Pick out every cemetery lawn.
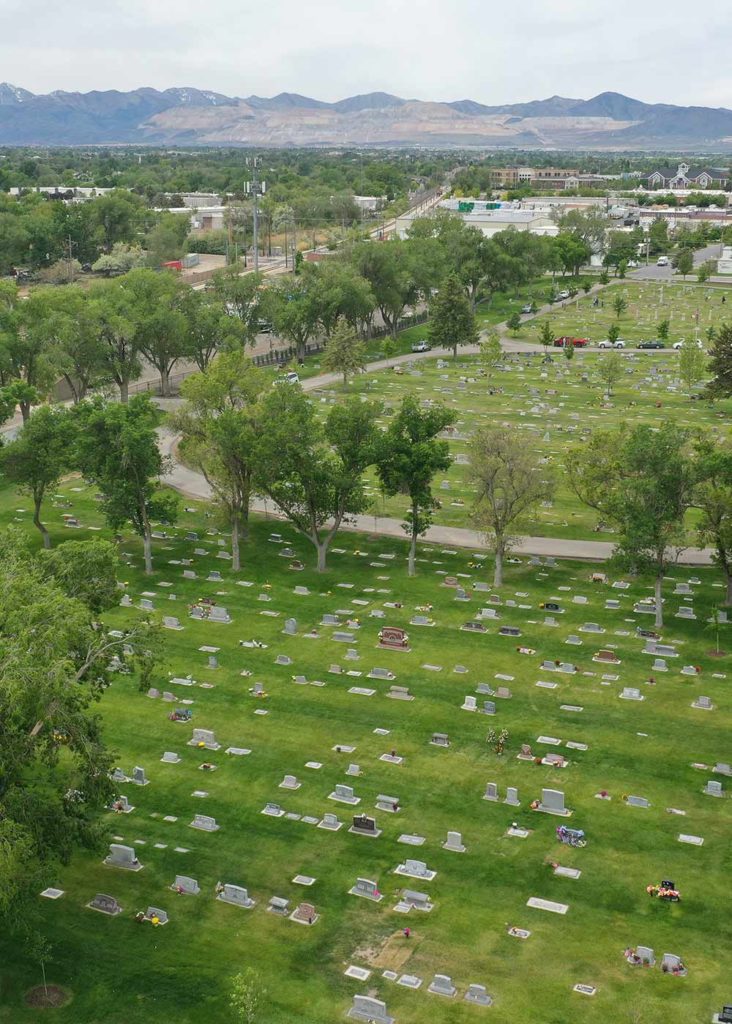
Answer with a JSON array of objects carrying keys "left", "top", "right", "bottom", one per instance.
[
  {"left": 321, "top": 347, "right": 731, "bottom": 540},
  {"left": 0, "top": 479, "right": 730, "bottom": 1024}
]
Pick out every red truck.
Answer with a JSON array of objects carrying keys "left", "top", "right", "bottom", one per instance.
[{"left": 553, "top": 336, "right": 589, "bottom": 348}]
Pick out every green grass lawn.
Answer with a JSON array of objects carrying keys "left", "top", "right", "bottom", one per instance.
[
  {"left": 513, "top": 280, "right": 731, "bottom": 348},
  {"left": 0, "top": 479, "right": 730, "bottom": 1024},
  {"left": 313, "top": 346, "right": 731, "bottom": 541}
]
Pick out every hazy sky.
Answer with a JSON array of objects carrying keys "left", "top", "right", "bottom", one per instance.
[{"left": 1, "top": 0, "right": 731, "bottom": 107}]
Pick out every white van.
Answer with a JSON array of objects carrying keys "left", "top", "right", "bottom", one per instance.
[{"left": 656, "top": 256, "right": 669, "bottom": 267}]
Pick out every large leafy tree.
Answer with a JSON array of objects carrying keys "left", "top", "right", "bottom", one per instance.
[
  {"left": 693, "top": 438, "right": 732, "bottom": 604},
  {"left": 75, "top": 395, "right": 178, "bottom": 575},
  {"left": 254, "top": 386, "right": 381, "bottom": 571},
  {"left": 87, "top": 277, "right": 142, "bottom": 404},
  {"left": 469, "top": 427, "right": 555, "bottom": 586},
  {"left": 0, "top": 405, "right": 76, "bottom": 548},
  {"left": 347, "top": 240, "right": 420, "bottom": 338},
  {"left": 179, "top": 288, "right": 248, "bottom": 373},
  {"left": 264, "top": 270, "right": 325, "bottom": 363},
  {"left": 567, "top": 423, "right": 697, "bottom": 627},
  {"left": 705, "top": 322, "right": 732, "bottom": 399},
  {"left": 173, "top": 353, "right": 266, "bottom": 571},
  {"left": 121, "top": 269, "right": 188, "bottom": 397},
  {"left": 210, "top": 266, "right": 264, "bottom": 341},
  {"left": 0, "top": 283, "right": 61, "bottom": 422},
  {"left": 428, "top": 273, "right": 478, "bottom": 358},
  {"left": 0, "top": 530, "right": 156, "bottom": 954},
  {"left": 376, "top": 396, "right": 455, "bottom": 576}
]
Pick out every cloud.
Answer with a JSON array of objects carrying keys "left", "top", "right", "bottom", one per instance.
[{"left": 0, "top": 0, "right": 730, "bottom": 107}]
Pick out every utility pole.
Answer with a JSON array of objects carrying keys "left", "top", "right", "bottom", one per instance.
[
  {"left": 245, "top": 157, "right": 266, "bottom": 273},
  {"left": 63, "top": 234, "right": 75, "bottom": 283}
]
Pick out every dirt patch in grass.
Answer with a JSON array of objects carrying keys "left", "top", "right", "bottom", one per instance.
[
  {"left": 355, "top": 931, "right": 421, "bottom": 972},
  {"left": 24, "top": 985, "right": 71, "bottom": 1009}
]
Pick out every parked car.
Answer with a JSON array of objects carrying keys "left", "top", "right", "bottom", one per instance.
[
  {"left": 672, "top": 339, "right": 702, "bottom": 350},
  {"left": 554, "top": 336, "right": 589, "bottom": 348},
  {"left": 626, "top": 260, "right": 639, "bottom": 268},
  {"left": 554, "top": 290, "right": 570, "bottom": 301},
  {"left": 411, "top": 340, "right": 432, "bottom": 353},
  {"left": 521, "top": 303, "right": 535, "bottom": 314},
  {"left": 598, "top": 339, "right": 626, "bottom": 349},
  {"left": 656, "top": 256, "right": 670, "bottom": 267},
  {"left": 273, "top": 371, "right": 300, "bottom": 385},
  {"left": 637, "top": 340, "right": 665, "bottom": 350}
]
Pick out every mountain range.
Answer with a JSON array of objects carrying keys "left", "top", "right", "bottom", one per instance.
[{"left": 2, "top": 85, "right": 732, "bottom": 150}]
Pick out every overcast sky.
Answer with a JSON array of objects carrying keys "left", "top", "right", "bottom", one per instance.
[{"left": 1, "top": 0, "right": 731, "bottom": 107}]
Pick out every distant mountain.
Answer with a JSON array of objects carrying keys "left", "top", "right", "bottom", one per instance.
[{"left": 1, "top": 84, "right": 731, "bottom": 150}]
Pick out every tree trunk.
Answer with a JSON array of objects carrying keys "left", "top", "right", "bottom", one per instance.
[
  {"left": 142, "top": 528, "right": 153, "bottom": 575},
  {"left": 726, "top": 569, "right": 732, "bottom": 606},
  {"left": 654, "top": 573, "right": 664, "bottom": 628},
  {"left": 119, "top": 379, "right": 129, "bottom": 404},
  {"left": 297, "top": 340, "right": 306, "bottom": 364},
  {"left": 160, "top": 366, "right": 170, "bottom": 398},
  {"left": 33, "top": 497, "right": 51, "bottom": 549},
  {"left": 231, "top": 517, "right": 241, "bottom": 572},
  {"left": 493, "top": 541, "right": 504, "bottom": 587},
  {"left": 316, "top": 541, "right": 327, "bottom": 573},
  {"left": 20, "top": 400, "right": 31, "bottom": 424},
  {"left": 408, "top": 515, "right": 418, "bottom": 577}
]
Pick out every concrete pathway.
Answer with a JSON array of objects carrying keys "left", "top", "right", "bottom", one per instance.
[{"left": 157, "top": 428, "right": 715, "bottom": 565}]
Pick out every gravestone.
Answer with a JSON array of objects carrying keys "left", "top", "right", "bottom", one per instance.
[
  {"left": 172, "top": 875, "right": 200, "bottom": 895},
  {"left": 378, "top": 626, "right": 410, "bottom": 651},
  {"left": 279, "top": 774, "right": 301, "bottom": 790},
  {"left": 104, "top": 844, "right": 142, "bottom": 871},
  {"left": 87, "top": 893, "right": 122, "bottom": 915},
  {"left": 284, "top": 618, "right": 297, "bottom": 635},
  {"left": 464, "top": 984, "right": 492, "bottom": 1006},
  {"left": 349, "top": 878, "right": 382, "bottom": 902},
  {"left": 350, "top": 814, "right": 381, "bottom": 838},
  {"left": 428, "top": 974, "right": 457, "bottom": 997},
  {"left": 538, "top": 788, "right": 570, "bottom": 816},
  {"left": 318, "top": 812, "right": 343, "bottom": 831},
  {"left": 189, "top": 728, "right": 221, "bottom": 750},
  {"left": 442, "top": 830, "right": 466, "bottom": 853},
  {"left": 430, "top": 732, "right": 449, "bottom": 747},
  {"left": 692, "top": 695, "right": 714, "bottom": 710},
  {"left": 190, "top": 813, "right": 219, "bottom": 831},
  {"left": 330, "top": 784, "right": 360, "bottom": 805},
  {"left": 484, "top": 782, "right": 499, "bottom": 802},
  {"left": 132, "top": 766, "right": 148, "bottom": 786},
  {"left": 347, "top": 994, "right": 393, "bottom": 1024},
  {"left": 161, "top": 751, "right": 181, "bottom": 764},
  {"left": 217, "top": 883, "right": 255, "bottom": 908},
  {"left": 704, "top": 780, "right": 724, "bottom": 797},
  {"left": 268, "top": 896, "right": 290, "bottom": 915},
  {"left": 504, "top": 786, "right": 520, "bottom": 806},
  {"left": 620, "top": 687, "right": 644, "bottom": 701},
  {"left": 461, "top": 695, "right": 477, "bottom": 712},
  {"left": 482, "top": 700, "right": 496, "bottom": 715}
]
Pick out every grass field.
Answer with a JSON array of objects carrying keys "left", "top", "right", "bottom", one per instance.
[
  {"left": 315, "top": 346, "right": 731, "bottom": 540},
  {"left": 0, "top": 478, "right": 730, "bottom": 1024}
]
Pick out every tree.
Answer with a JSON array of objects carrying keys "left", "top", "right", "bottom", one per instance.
[
  {"left": 211, "top": 266, "right": 264, "bottom": 342},
  {"left": 506, "top": 312, "right": 522, "bottom": 336},
  {"left": 173, "top": 353, "right": 266, "bottom": 571},
  {"left": 376, "top": 396, "right": 455, "bottom": 576},
  {"left": 607, "top": 323, "right": 621, "bottom": 346},
  {"left": 469, "top": 427, "right": 554, "bottom": 586},
  {"left": 75, "top": 395, "right": 178, "bottom": 575},
  {"left": 552, "top": 233, "right": 591, "bottom": 277},
  {"left": 87, "top": 277, "right": 142, "bottom": 403},
  {"left": 143, "top": 212, "right": 188, "bottom": 267},
  {"left": 567, "top": 423, "right": 696, "bottom": 626},
  {"left": 552, "top": 207, "right": 608, "bottom": 252},
  {"left": 91, "top": 242, "right": 145, "bottom": 276},
  {"left": 0, "top": 405, "right": 76, "bottom": 548},
  {"left": 322, "top": 317, "right": 367, "bottom": 384},
  {"left": 537, "top": 320, "right": 554, "bottom": 360},
  {"left": 479, "top": 330, "right": 503, "bottom": 372},
  {"left": 676, "top": 250, "right": 694, "bottom": 278},
  {"left": 230, "top": 968, "right": 266, "bottom": 1024},
  {"left": 648, "top": 218, "right": 669, "bottom": 255},
  {"left": 347, "top": 240, "right": 419, "bottom": 338},
  {"left": 693, "top": 439, "right": 732, "bottom": 603},
  {"left": 597, "top": 350, "right": 624, "bottom": 395},
  {"left": 37, "top": 285, "right": 109, "bottom": 403},
  {"left": 428, "top": 273, "right": 478, "bottom": 358},
  {"left": 264, "top": 271, "right": 325, "bottom": 363},
  {"left": 0, "top": 530, "right": 155, "bottom": 957},
  {"left": 38, "top": 539, "right": 120, "bottom": 615},
  {"left": 0, "top": 283, "right": 62, "bottom": 422},
  {"left": 122, "top": 269, "right": 188, "bottom": 397},
  {"left": 254, "top": 387, "right": 381, "bottom": 572},
  {"left": 563, "top": 341, "right": 574, "bottom": 362},
  {"left": 678, "top": 343, "right": 707, "bottom": 394},
  {"left": 179, "top": 289, "right": 246, "bottom": 373},
  {"left": 705, "top": 322, "right": 732, "bottom": 398},
  {"left": 612, "top": 294, "right": 628, "bottom": 319},
  {"left": 657, "top": 317, "right": 670, "bottom": 342}
]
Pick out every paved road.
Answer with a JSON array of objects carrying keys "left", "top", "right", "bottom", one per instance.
[{"left": 630, "top": 242, "right": 723, "bottom": 282}]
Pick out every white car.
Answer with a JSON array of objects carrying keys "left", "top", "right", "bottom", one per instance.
[
  {"left": 672, "top": 340, "right": 703, "bottom": 350},
  {"left": 656, "top": 256, "right": 669, "bottom": 267},
  {"left": 273, "top": 371, "right": 300, "bottom": 385},
  {"left": 598, "top": 339, "right": 626, "bottom": 349}
]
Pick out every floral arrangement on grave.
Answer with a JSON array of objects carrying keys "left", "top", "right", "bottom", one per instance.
[
  {"left": 646, "top": 881, "right": 681, "bottom": 902},
  {"left": 486, "top": 728, "right": 509, "bottom": 755}
]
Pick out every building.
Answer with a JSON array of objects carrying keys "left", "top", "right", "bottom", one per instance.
[
  {"left": 395, "top": 201, "right": 557, "bottom": 239},
  {"left": 645, "top": 162, "right": 729, "bottom": 189}
]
